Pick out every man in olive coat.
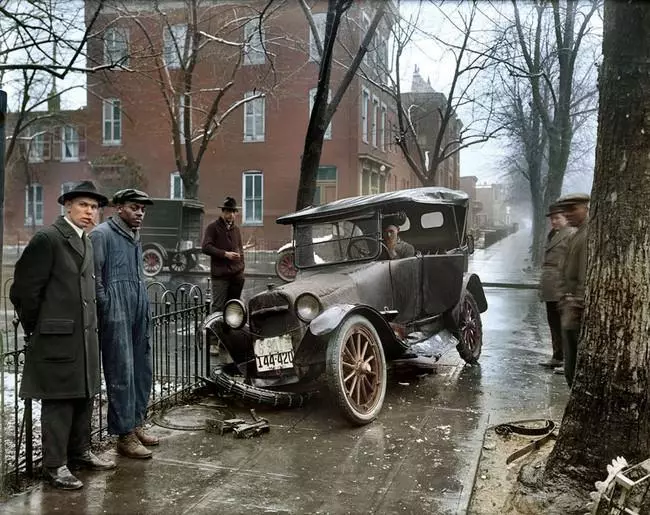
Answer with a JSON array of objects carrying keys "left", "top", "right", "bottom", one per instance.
[
  {"left": 539, "top": 203, "right": 575, "bottom": 369},
  {"left": 556, "top": 193, "right": 590, "bottom": 387},
  {"left": 10, "top": 181, "right": 115, "bottom": 490}
]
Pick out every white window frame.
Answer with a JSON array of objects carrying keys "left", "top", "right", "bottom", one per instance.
[
  {"left": 25, "top": 183, "right": 44, "bottom": 226},
  {"left": 243, "top": 18, "right": 265, "bottom": 65},
  {"left": 361, "top": 11, "right": 371, "bottom": 66},
  {"left": 27, "top": 128, "right": 45, "bottom": 163},
  {"left": 380, "top": 104, "right": 387, "bottom": 151},
  {"left": 170, "top": 172, "right": 184, "bottom": 199},
  {"left": 102, "top": 98, "right": 122, "bottom": 145},
  {"left": 361, "top": 88, "right": 369, "bottom": 143},
  {"left": 164, "top": 24, "right": 187, "bottom": 69},
  {"left": 309, "top": 12, "right": 327, "bottom": 61},
  {"left": 243, "top": 92, "right": 265, "bottom": 142},
  {"left": 242, "top": 171, "right": 263, "bottom": 225},
  {"left": 371, "top": 96, "right": 379, "bottom": 147},
  {"left": 104, "top": 27, "right": 129, "bottom": 66},
  {"left": 309, "top": 87, "right": 332, "bottom": 140},
  {"left": 61, "top": 126, "right": 80, "bottom": 162},
  {"left": 60, "top": 182, "right": 75, "bottom": 215}
]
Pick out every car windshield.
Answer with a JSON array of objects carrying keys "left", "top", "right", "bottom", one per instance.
[{"left": 293, "top": 215, "right": 380, "bottom": 268}]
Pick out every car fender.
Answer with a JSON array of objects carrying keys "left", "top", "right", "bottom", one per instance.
[
  {"left": 463, "top": 273, "right": 488, "bottom": 313},
  {"left": 309, "top": 304, "right": 398, "bottom": 348}
]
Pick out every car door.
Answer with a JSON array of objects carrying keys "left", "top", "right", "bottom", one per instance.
[{"left": 388, "top": 255, "right": 422, "bottom": 323}]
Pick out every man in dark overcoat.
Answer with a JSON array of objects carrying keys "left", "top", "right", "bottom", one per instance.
[
  {"left": 90, "top": 189, "right": 158, "bottom": 459},
  {"left": 202, "top": 196, "right": 245, "bottom": 312},
  {"left": 556, "top": 193, "right": 590, "bottom": 387},
  {"left": 539, "top": 202, "right": 575, "bottom": 369},
  {"left": 10, "top": 181, "right": 115, "bottom": 490}
]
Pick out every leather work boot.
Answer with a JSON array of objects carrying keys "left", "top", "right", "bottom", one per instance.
[
  {"left": 43, "top": 465, "right": 83, "bottom": 490},
  {"left": 68, "top": 450, "right": 116, "bottom": 471},
  {"left": 135, "top": 426, "right": 160, "bottom": 447},
  {"left": 117, "top": 433, "right": 152, "bottom": 459}
]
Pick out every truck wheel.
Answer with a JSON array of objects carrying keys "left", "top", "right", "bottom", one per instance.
[
  {"left": 169, "top": 252, "right": 188, "bottom": 273},
  {"left": 142, "top": 247, "right": 164, "bottom": 277},
  {"left": 456, "top": 292, "right": 483, "bottom": 364},
  {"left": 275, "top": 249, "right": 297, "bottom": 282},
  {"left": 326, "top": 315, "right": 386, "bottom": 425}
]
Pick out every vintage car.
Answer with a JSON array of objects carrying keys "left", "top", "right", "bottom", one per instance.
[{"left": 203, "top": 187, "right": 487, "bottom": 425}]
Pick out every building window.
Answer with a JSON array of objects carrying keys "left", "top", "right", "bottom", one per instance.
[
  {"left": 361, "top": 89, "right": 369, "bottom": 143},
  {"left": 309, "top": 12, "right": 326, "bottom": 61},
  {"left": 104, "top": 27, "right": 129, "bottom": 66},
  {"left": 61, "top": 126, "right": 79, "bottom": 161},
  {"left": 27, "top": 128, "right": 45, "bottom": 162},
  {"left": 371, "top": 97, "right": 379, "bottom": 147},
  {"left": 361, "top": 11, "right": 371, "bottom": 66},
  {"left": 361, "top": 166, "right": 386, "bottom": 195},
  {"left": 243, "top": 171, "right": 263, "bottom": 225},
  {"left": 380, "top": 104, "right": 387, "bottom": 151},
  {"left": 243, "top": 18, "right": 265, "bottom": 65},
  {"left": 170, "top": 172, "right": 184, "bottom": 199},
  {"left": 314, "top": 166, "right": 337, "bottom": 206},
  {"left": 243, "top": 92, "right": 265, "bottom": 142},
  {"left": 163, "top": 24, "right": 187, "bottom": 69},
  {"left": 309, "top": 88, "right": 332, "bottom": 140},
  {"left": 60, "top": 182, "right": 75, "bottom": 215},
  {"left": 25, "top": 183, "right": 44, "bottom": 226},
  {"left": 103, "top": 98, "right": 121, "bottom": 145}
]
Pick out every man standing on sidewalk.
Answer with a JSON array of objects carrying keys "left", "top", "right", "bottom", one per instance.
[
  {"left": 90, "top": 189, "right": 159, "bottom": 459},
  {"left": 555, "top": 193, "right": 590, "bottom": 387},
  {"left": 10, "top": 181, "right": 115, "bottom": 490},
  {"left": 539, "top": 202, "right": 575, "bottom": 370},
  {"left": 202, "top": 196, "right": 245, "bottom": 312}
]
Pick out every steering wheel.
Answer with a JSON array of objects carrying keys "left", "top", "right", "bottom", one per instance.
[{"left": 346, "top": 237, "right": 390, "bottom": 260}]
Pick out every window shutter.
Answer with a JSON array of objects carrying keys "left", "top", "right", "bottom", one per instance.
[
  {"left": 51, "top": 127, "right": 61, "bottom": 160},
  {"left": 78, "top": 125, "right": 87, "bottom": 159},
  {"left": 43, "top": 131, "right": 52, "bottom": 161}
]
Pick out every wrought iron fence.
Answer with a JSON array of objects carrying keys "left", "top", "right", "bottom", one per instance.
[{"left": 0, "top": 279, "right": 210, "bottom": 497}]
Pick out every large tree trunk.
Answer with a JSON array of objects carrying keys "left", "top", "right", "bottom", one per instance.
[{"left": 543, "top": 0, "right": 650, "bottom": 494}]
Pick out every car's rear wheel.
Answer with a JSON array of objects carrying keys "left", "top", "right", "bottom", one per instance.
[
  {"left": 456, "top": 292, "right": 483, "bottom": 364},
  {"left": 275, "top": 249, "right": 297, "bottom": 282},
  {"left": 326, "top": 315, "right": 387, "bottom": 425},
  {"left": 142, "top": 247, "right": 164, "bottom": 277}
]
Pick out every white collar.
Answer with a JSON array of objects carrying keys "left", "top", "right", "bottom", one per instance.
[{"left": 64, "top": 216, "right": 85, "bottom": 238}]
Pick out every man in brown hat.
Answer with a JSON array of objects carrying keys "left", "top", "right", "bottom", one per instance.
[
  {"left": 10, "top": 180, "right": 115, "bottom": 490},
  {"left": 555, "top": 193, "right": 590, "bottom": 387},
  {"left": 202, "top": 196, "right": 245, "bottom": 312},
  {"left": 539, "top": 202, "right": 575, "bottom": 369},
  {"left": 90, "top": 188, "right": 159, "bottom": 459}
]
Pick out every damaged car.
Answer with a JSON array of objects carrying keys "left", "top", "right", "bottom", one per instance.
[{"left": 203, "top": 187, "right": 487, "bottom": 425}]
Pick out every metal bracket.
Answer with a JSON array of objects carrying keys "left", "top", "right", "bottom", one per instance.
[{"left": 207, "top": 409, "right": 270, "bottom": 438}]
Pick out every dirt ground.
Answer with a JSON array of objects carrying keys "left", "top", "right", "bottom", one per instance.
[{"left": 468, "top": 424, "right": 558, "bottom": 514}]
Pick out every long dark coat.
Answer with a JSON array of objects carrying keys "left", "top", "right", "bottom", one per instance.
[
  {"left": 10, "top": 217, "right": 101, "bottom": 399},
  {"left": 539, "top": 226, "right": 575, "bottom": 302}
]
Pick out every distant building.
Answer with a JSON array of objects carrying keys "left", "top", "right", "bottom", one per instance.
[
  {"left": 459, "top": 175, "right": 481, "bottom": 232},
  {"left": 475, "top": 183, "right": 510, "bottom": 228}
]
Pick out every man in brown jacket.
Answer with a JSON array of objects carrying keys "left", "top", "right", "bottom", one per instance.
[
  {"left": 556, "top": 193, "right": 590, "bottom": 387},
  {"left": 202, "top": 196, "right": 245, "bottom": 312},
  {"left": 539, "top": 202, "right": 575, "bottom": 369}
]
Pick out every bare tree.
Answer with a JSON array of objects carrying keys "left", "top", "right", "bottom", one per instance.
[{"left": 512, "top": 2, "right": 650, "bottom": 512}]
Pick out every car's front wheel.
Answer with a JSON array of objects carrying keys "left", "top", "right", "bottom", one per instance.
[
  {"left": 326, "top": 315, "right": 387, "bottom": 425},
  {"left": 456, "top": 291, "right": 483, "bottom": 364}
]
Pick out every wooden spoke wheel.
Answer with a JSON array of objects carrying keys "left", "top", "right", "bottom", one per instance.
[
  {"left": 169, "top": 252, "right": 188, "bottom": 273},
  {"left": 142, "top": 247, "right": 164, "bottom": 277},
  {"left": 275, "top": 249, "right": 297, "bottom": 282},
  {"left": 456, "top": 292, "right": 483, "bottom": 364},
  {"left": 326, "top": 314, "right": 387, "bottom": 425}
]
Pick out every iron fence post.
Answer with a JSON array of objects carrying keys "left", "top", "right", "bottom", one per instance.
[{"left": 24, "top": 399, "right": 32, "bottom": 477}]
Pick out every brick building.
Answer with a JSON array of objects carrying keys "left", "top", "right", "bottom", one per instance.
[{"left": 4, "top": 1, "right": 461, "bottom": 248}]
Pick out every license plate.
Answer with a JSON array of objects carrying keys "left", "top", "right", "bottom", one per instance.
[{"left": 254, "top": 335, "right": 294, "bottom": 372}]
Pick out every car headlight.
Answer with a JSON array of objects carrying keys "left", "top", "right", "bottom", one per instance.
[
  {"left": 224, "top": 299, "right": 246, "bottom": 329},
  {"left": 295, "top": 293, "right": 322, "bottom": 323}
]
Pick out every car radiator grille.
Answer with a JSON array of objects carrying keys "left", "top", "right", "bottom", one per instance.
[{"left": 248, "top": 291, "right": 301, "bottom": 338}]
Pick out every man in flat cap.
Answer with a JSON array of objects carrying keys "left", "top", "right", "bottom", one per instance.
[
  {"left": 555, "top": 193, "right": 590, "bottom": 387},
  {"left": 89, "top": 189, "right": 159, "bottom": 459},
  {"left": 538, "top": 202, "right": 575, "bottom": 370},
  {"left": 202, "top": 196, "right": 246, "bottom": 313},
  {"left": 10, "top": 180, "right": 115, "bottom": 490}
]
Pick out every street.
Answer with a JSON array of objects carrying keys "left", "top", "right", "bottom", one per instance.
[{"left": 2, "top": 230, "right": 571, "bottom": 514}]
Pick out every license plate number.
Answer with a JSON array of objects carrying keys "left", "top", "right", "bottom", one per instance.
[{"left": 254, "top": 335, "right": 294, "bottom": 372}]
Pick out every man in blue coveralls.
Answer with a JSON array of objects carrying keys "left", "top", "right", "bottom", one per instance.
[{"left": 90, "top": 189, "right": 160, "bottom": 459}]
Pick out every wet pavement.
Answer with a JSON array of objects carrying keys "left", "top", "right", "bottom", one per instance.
[{"left": 2, "top": 230, "right": 570, "bottom": 514}]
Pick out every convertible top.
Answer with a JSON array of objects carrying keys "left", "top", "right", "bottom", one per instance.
[{"left": 277, "top": 187, "right": 469, "bottom": 225}]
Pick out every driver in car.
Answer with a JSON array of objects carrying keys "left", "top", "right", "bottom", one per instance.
[{"left": 382, "top": 223, "right": 415, "bottom": 259}]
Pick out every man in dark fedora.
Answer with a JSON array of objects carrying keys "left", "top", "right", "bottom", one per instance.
[
  {"left": 555, "top": 192, "right": 590, "bottom": 387},
  {"left": 10, "top": 180, "right": 115, "bottom": 490},
  {"left": 90, "top": 189, "right": 159, "bottom": 459},
  {"left": 539, "top": 202, "right": 575, "bottom": 370},
  {"left": 202, "top": 196, "right": 245, "bottom": 312}
]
